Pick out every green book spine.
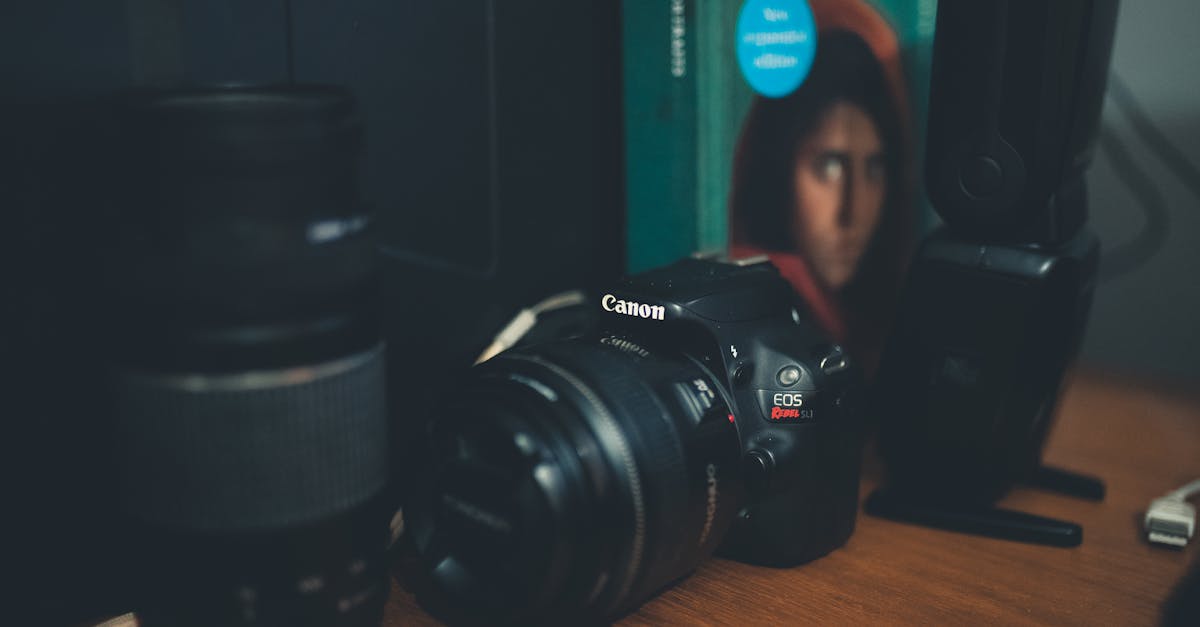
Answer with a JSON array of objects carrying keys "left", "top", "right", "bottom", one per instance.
[
  {"left": 623, "top": 0, "right": 699, "bottom": 273},
  {"left": 695, "top": 1, "right": 752, "bottom": 256}
]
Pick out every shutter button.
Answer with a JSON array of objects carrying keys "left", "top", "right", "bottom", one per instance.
[{"left": 777, "top": 365, "right": 802, "bottom": 387}]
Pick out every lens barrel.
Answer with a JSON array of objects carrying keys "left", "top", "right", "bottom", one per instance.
[
  {"left": 107, "top": 85, "right": 389, "bottom": 626},
  {"left": 405, "top": 339, "right": 743, "bottom": 623}
]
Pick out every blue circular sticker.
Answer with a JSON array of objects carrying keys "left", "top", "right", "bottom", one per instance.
[{"left": 736, "top": 0, "right": 818, "bottom": 98}]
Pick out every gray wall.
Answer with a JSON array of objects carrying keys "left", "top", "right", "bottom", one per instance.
[{"left": 1084, "top": 0, "right": 1200, "bottom": 383}]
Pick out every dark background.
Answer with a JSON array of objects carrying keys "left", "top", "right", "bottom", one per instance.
[{"left": 0, "top": 0, "right": 625, "bottom": 364}]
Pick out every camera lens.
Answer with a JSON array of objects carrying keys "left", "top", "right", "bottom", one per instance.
[
  {"left": 404, "top": 338, "right": 744, "bottom": 623},
  {"left": 107, "top": 85, "right": 389, "bottom": 626}
]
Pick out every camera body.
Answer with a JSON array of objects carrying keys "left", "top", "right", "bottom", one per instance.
[
  {"left": 403, "top": 257, "right": 863, "bottom": 622},
  {"left": 597, "top": 257, "right": 864, "bottom": 566}
]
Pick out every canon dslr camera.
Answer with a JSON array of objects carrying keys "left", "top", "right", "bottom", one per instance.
[{"left": 403, "top": 257, "right": 863, "bottom": 623}]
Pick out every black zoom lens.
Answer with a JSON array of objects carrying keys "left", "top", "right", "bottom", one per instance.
[
  {"left": 108, "top": 86, "right": 389, "bottom": 626},
  {"left": 405, "top": 339, "right": 745, "bottom": 623}
]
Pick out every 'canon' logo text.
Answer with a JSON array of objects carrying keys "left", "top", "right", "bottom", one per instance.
[
  {"left": 601, "top": 294, "right": 666, "bottom": 321},
  {"left": 600, "top": 336, "right": 652, "bottom": 358}
]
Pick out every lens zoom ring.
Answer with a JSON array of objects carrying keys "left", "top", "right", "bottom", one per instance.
[{"left": 115, "top": 344, "right": 388, "bottom": 531}]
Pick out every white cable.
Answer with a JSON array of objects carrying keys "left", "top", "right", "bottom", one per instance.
[
  {"left": 1167, "top": 478, "right": 1200, "bottom": 502},
  {"left": 1145, "top": 477, "right": 1200, "bottom": 548},
  {"left": 474, "top": 291, "right": 587, "bottom": 365},
  {"left": 530, "top": 290, "right": 587, "bottom": 315}
]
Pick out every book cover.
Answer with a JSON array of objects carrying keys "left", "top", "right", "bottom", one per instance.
[{"left": 624, "top": 0, "right": 935, "bottom": 368}]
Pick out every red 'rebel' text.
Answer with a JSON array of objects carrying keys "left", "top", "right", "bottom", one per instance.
[{"left": 771, "top": 406, "right": 800, "bottom": 420}]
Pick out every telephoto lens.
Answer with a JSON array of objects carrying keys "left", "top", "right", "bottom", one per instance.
[{"left": 106, "top": 85, "right": 390, "bottom": 626}]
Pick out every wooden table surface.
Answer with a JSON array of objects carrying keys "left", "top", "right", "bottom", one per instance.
[{"left": 383, "top": 369, "right": 1200, "bottom": 626}]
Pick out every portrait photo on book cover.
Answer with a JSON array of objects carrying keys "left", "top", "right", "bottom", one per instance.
[{"left": 730, "top": 0, "right": 917, "bottom": 373}]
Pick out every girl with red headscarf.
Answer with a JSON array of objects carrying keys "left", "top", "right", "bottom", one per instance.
[{"left": 730, "top": 0, "right": 916, "bottom": 373}]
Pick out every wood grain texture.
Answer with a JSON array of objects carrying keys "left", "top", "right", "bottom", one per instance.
[{"left": 383, "top": 369, "right": 1200, "bottom": 626}]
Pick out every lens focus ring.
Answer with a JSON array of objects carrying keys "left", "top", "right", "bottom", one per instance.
[{"left": 115, "top": 344, "right": 388, "bottom": 531}]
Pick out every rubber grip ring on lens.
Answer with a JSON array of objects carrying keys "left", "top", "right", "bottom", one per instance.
[{"left": 115, "top": 343, "right": 388, "bottom": 531}]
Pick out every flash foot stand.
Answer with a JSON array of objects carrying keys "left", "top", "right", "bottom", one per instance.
[{"left": 865, "top": 466, "right": 1105, "bottom": 547}]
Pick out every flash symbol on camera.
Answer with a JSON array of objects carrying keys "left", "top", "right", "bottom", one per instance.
[{"left": 730, "top": 345, "right": 738, "bottom": 358}]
